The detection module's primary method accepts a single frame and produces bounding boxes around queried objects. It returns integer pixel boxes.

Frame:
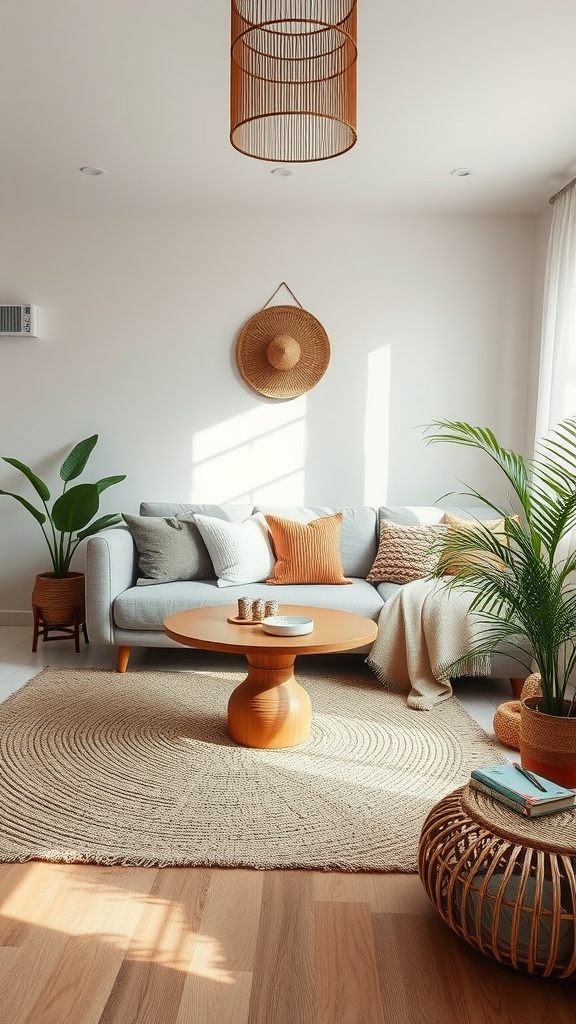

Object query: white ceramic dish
[261,615,314,637]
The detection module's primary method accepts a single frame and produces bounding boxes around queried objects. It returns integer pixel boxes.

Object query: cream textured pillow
[122,513,214,585]
[264,512,351,585]
[366,521,446,584]
[193,512,276,588]
[441,512,513,575]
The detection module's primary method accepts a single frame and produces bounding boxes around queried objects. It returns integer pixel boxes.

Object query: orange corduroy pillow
[264,512,351,585]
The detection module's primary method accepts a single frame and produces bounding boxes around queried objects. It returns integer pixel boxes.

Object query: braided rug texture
[0,665,504,871]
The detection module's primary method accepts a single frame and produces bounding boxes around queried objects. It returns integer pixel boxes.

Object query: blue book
[470,763,576,807]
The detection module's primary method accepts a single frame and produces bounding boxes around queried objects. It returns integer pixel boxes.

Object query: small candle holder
[265,600,279,618]
[238,597,253,620]
[253,598,266,621]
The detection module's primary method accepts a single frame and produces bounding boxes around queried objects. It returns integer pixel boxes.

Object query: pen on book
[512,761,547,792]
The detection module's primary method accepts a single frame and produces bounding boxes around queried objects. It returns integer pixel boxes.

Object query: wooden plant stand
[32,606,89,654]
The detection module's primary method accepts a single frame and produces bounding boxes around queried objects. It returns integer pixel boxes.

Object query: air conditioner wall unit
[0,304,39,337]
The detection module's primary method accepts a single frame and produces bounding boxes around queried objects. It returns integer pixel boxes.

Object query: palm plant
[424,417,576,718]
[0,435,126,578]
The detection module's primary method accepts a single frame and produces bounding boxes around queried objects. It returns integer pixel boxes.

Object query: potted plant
[0,435,126,643]
[424,417,576,786]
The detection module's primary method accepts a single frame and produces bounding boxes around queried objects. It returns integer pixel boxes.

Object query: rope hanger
[262,282,304,309]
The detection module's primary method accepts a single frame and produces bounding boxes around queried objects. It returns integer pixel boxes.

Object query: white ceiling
[2,0,576,216]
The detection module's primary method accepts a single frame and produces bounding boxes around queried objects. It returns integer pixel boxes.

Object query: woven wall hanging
[236,285,330,400]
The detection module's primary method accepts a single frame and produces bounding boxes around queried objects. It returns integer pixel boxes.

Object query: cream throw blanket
[367,578,491,710]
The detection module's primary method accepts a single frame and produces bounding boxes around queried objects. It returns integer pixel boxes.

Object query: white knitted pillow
[367,520,446,585]
[194,512,276,587]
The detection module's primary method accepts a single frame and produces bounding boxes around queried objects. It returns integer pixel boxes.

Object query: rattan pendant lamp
[230,0,357,163]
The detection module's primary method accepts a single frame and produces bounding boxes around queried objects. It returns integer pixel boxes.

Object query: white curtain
[535,185,576,438]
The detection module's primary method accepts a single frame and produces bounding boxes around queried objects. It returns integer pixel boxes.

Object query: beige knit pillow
[366,521,446,584]
[441,512,513,575]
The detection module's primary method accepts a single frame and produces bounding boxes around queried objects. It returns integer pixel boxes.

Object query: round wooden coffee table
[164,604,377,750]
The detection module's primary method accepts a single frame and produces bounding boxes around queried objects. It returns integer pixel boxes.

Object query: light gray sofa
[85,501,528,690]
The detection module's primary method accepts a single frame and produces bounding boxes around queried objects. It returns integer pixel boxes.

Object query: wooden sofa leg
[510,678,524,699]
[117,646,131,673]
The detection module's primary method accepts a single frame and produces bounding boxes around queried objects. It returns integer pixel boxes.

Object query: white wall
[0,211,536,620]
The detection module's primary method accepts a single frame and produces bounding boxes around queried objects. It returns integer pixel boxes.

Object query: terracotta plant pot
[31,572,86,627]
[520,696,576,788]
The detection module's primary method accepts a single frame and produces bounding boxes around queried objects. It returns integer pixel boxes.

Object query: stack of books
[469,762,576,818]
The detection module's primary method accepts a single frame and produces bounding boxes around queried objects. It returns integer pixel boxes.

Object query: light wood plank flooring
[0,626,573,1024]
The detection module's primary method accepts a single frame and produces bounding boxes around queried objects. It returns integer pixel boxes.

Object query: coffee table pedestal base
[227,653,312,749]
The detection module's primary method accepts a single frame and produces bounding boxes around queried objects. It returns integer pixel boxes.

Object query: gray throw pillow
[122,513,214,585]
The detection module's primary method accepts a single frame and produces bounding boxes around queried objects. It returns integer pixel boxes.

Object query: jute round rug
[0,664,504,871]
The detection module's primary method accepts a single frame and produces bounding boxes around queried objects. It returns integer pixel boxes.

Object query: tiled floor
[0,624,517,759]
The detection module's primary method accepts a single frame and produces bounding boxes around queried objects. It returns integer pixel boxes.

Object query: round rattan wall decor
[236,305,330,399]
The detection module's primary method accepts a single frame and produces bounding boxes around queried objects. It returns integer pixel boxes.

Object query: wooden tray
[227,615,263,625]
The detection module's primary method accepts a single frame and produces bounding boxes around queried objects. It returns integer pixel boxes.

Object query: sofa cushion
[139,502,254,523]
[374,580,403,603]
[255,505,378,577]
[264,512,351,585]
[378,505,507,527]
[114,581,231,628]
[378,506,446,527]
[122,513,213,585]
[367,520,446,584]
[194,512,276,587]
[113,578,384,630]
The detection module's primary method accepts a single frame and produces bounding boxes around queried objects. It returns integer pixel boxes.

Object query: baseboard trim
[0,610,33,627]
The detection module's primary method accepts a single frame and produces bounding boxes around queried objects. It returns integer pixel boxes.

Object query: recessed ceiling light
[79,166,106,176]
[451,167,475,177]
[271,167,293,177]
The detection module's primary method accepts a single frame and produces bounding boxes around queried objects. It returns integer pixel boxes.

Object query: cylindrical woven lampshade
[230,0,357,163]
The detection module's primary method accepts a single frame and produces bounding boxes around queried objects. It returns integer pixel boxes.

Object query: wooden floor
[0,626,574,1023]
[1,862,575,1024]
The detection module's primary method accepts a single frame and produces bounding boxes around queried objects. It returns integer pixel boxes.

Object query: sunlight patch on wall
[191,399,306,503]
[363,346,391,506]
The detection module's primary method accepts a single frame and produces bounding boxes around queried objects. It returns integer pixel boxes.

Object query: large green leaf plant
[0,435,126,578]
[424,417,576,718]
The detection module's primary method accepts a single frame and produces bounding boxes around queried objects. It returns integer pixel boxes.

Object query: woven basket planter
[31,572,85,627]
[521,696,576,789]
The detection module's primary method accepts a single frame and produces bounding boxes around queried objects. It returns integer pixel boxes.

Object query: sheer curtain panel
[536,186,576,437]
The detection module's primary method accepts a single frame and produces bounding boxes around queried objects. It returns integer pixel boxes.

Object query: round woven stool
[493,700,522,749]
[493,676,542,750]
[418,785,576,978]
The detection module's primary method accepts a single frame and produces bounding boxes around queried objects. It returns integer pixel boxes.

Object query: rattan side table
[418,784,576,978]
